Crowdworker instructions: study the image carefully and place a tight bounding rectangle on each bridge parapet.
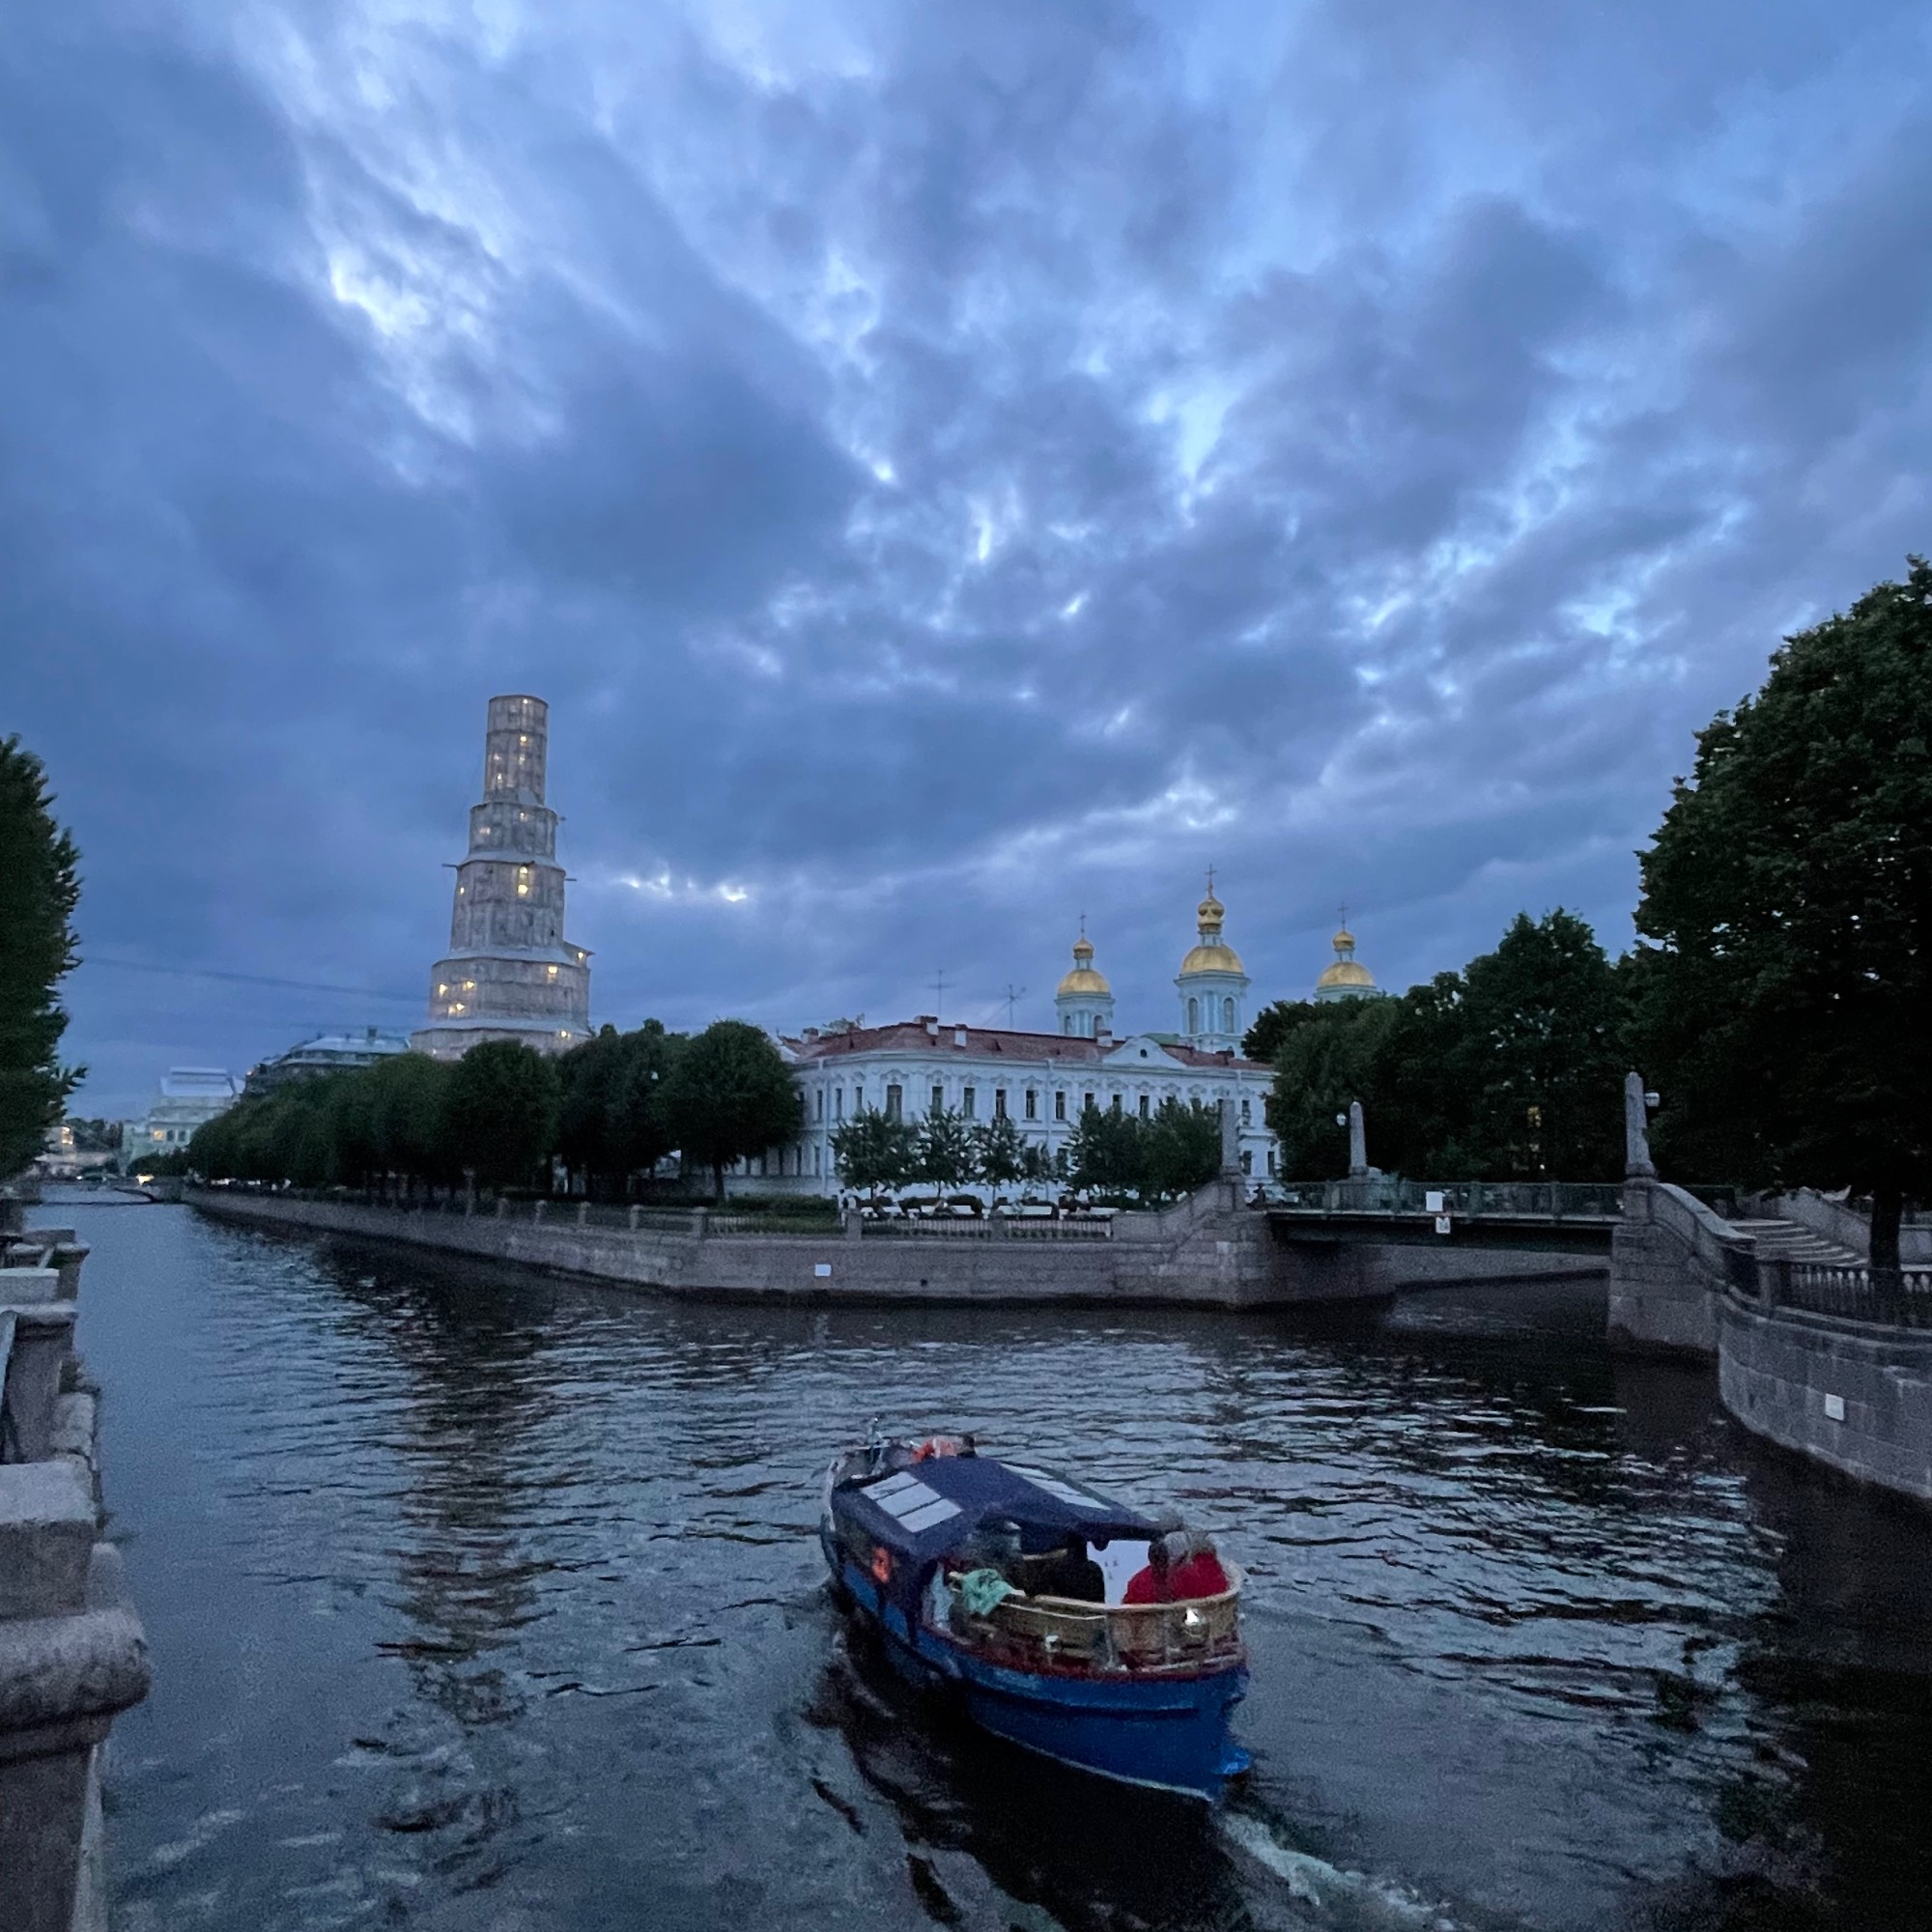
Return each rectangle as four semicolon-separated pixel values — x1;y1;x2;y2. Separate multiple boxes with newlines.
1272;1178;1624;1221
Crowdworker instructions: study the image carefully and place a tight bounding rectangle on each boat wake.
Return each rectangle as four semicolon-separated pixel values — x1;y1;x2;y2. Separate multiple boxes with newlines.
1220;1808;1464;1932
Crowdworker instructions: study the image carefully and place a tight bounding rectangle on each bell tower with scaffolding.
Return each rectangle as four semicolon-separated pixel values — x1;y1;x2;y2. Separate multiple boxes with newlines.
411;694;593;1061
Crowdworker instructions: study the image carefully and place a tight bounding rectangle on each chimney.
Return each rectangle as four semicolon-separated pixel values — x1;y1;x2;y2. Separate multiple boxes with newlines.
1095;1019;1113;1043
803;1027;820;1042
922;1015;940;1037
953;1027;968;1048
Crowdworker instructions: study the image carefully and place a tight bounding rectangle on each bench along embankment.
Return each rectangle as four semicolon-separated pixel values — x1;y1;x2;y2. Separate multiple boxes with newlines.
185;1182;1603;1309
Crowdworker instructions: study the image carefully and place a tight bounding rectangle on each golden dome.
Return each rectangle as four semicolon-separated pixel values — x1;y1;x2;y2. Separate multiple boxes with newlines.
1178;873;1244;977
1317;959;1376;990
1056;933;1112;999
1179;942;1245;976
1315;919;1377;997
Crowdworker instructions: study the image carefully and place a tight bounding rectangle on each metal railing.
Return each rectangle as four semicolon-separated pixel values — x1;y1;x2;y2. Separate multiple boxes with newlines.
959;1570;1243;1675
1763;1262;1932;1330
859;1216;1113;1240
1270;1179;1624;1220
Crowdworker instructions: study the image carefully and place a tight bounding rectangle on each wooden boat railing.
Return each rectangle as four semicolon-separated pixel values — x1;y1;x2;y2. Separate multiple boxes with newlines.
954;1566;1244;1675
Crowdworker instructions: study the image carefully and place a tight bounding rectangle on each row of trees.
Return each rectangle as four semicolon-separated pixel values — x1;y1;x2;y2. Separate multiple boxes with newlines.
830;1096;1222;1206
1248;558;1929;1267
188;1018;802;1199
1251;907;1632;1183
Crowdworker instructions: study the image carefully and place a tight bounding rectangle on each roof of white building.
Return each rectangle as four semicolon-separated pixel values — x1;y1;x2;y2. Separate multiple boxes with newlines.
782;1019;1268;1073
157;1067;241;1100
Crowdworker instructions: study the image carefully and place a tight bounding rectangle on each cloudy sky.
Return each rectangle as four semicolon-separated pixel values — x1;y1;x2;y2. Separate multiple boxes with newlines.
4;0;1928;1113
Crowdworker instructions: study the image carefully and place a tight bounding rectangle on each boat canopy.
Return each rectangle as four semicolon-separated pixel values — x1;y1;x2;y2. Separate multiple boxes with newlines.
836;1453;1158;1567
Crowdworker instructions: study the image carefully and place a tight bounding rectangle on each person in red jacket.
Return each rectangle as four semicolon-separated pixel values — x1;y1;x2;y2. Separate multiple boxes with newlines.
1122;1530;1230;1605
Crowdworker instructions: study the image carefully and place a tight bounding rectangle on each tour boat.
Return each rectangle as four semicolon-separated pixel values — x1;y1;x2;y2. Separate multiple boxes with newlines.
819;1432;1251;1802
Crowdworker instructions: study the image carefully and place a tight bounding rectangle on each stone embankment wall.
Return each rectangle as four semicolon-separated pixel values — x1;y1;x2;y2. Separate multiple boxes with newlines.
0;1214;151;1932
186;1183;1290;1307
1607;1179;1740;1358
1719;1296;1932;1505
186;1183;1604;1308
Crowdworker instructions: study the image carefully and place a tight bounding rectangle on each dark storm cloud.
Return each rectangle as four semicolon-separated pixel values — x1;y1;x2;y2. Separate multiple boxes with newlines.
2;0;1928;1106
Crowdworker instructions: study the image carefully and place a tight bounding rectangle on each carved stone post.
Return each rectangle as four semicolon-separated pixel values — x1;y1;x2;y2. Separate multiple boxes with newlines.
1624;1071;1656;1179
1348;1101;1368;1179
1218;1098;1241;1179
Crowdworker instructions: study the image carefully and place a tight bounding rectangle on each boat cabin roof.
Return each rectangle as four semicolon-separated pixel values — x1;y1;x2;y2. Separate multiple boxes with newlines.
836;1453;1158;1565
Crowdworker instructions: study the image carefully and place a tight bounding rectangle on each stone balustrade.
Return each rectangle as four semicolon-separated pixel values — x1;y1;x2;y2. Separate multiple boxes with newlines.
1;1216;151;1932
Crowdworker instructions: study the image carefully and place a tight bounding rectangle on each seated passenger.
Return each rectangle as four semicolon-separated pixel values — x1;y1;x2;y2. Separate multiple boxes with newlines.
1122;1535;1174;1605
1026;1533;1106;1604
1165;1530;1231;1600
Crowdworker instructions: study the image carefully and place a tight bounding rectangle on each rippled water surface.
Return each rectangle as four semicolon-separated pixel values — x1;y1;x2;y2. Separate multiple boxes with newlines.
60;1199;1932;1931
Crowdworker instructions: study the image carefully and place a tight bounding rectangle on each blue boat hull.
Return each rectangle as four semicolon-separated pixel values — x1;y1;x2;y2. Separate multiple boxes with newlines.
822;1531;1250;1802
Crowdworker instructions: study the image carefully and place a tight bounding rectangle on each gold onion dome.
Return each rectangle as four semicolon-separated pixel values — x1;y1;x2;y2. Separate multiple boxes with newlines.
1057;934;1112;998
1317;924;1376;991
1179;878;1244;976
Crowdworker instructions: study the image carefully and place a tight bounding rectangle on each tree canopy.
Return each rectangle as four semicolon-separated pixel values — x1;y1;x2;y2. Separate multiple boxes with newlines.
1634;557;1932;1267
663;1019;800;1200
443;1040;561;1189
557;1020;685;1196
1264;912;1629;1181
0;737;83;1180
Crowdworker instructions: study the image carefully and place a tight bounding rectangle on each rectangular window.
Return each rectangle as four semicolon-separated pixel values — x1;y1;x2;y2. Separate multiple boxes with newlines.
931;1084;945;1116
836;1088;845;1120
814;1089;825;1122
885;1084;901;1121
1024;1090;1037;1121
853;1081;863;1111
1138;1094;1151;1120
962;1087;977;1119
1055;1091;1066;1122
1111;1094;1123;1114
1240;1099;1252;1125
994;1089;1007;1119
1083;1092;1095;1114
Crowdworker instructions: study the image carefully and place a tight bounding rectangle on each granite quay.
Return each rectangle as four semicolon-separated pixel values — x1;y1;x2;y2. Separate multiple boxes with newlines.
0;1194;152;1932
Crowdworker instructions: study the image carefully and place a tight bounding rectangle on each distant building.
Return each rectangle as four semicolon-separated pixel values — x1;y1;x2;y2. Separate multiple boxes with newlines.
1314;922;1380;1003
412;695;593;1061
243;1027;413;1096
124;1068;241;1166
760;879;1281;1196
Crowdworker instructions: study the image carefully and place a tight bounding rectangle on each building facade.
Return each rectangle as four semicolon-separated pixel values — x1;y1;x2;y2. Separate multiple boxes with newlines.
244;1027;413;1096
123;1068;242;1167
412;695;593;1061
761;881;1280;1196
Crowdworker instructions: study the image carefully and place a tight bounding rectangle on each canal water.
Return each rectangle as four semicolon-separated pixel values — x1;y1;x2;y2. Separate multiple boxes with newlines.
58;1198;1932;1931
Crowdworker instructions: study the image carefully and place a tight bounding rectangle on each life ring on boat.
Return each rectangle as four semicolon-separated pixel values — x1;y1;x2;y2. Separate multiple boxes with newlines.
870;1546;892;1584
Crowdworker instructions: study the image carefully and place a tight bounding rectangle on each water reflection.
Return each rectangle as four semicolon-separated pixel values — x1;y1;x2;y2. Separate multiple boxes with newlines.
60;1204;1932;1932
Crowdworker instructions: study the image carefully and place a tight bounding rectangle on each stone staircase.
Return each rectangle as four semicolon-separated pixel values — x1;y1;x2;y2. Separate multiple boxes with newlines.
1725;1216;1864;1270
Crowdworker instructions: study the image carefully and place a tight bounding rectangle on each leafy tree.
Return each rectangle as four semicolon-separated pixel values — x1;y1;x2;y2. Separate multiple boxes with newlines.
1634;559;1932;1269
830;1106;917;1191
1020;1139;1065;1187
1066;1101;1145;1198
608;1020;683;1183
1456;910;1627;1179
0;737;83;1179
914;1104;978;1197
444;1041;561;1190
664;1019;801;1202
1270;1000;1400;1178
557;1025;631;1187
1365;974;1483;1177
972;1113;1029;1191
1242;999;1325;1066
363;1052;455;1192
1142;1098;1221;1202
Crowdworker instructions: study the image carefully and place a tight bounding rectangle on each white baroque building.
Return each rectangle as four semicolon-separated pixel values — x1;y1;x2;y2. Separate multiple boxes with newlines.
753;880;1280;1196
